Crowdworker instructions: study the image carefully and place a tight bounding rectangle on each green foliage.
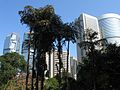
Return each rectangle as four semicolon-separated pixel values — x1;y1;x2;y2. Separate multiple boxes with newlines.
1;52;27;72
19;55;27;72
0;52;26;87
44;77;77;90
60;77;78;90
19;5;77;52
77;42;120;90
44;78;59;90
77;30;120;89
0;61;16;85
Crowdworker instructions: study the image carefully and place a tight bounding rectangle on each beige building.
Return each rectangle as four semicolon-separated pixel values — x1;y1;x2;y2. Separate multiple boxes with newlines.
46;50;71;78
70;56;77;80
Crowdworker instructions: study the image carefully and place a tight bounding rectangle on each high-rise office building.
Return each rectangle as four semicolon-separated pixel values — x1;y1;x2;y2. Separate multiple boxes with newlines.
75;13;101;62
46;50;71;78
3;33;20;54
98;13;120;45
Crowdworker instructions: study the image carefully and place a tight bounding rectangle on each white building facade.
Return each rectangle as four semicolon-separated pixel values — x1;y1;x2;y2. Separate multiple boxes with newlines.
3;33;20;54
75;13;101;62
98;13;120;45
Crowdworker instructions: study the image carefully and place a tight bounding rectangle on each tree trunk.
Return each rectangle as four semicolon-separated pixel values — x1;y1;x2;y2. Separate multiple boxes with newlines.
36;61;39;90
66;40;69;73
40;52;46;90
26;31;31;90
48;51;51;78
31;46;36;90
58;37;62;90
40;71;44;90
66;40;70;90
91;45;96;90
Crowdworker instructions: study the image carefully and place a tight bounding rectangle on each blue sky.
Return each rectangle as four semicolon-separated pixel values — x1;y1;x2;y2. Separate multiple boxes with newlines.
0;0;120;57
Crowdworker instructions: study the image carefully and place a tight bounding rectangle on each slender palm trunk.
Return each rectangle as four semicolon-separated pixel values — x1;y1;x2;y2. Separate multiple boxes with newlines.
36;59;39;90
66;40;69;73
40;69;44;90
91;44;96;90
36;47;42;90
26;31;31;90
31;46;36;90
40;52;46;90
26;44;30;90
48;51;51;77
58;37;62;89
66;40;69;90
35;51;46;90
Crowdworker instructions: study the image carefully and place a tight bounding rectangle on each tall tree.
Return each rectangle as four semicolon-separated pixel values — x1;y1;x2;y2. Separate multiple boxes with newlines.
19;5;60;90
77;29;105;90
77;30;120;89
19;5;77;90
62;23;77;90
77;44;120;90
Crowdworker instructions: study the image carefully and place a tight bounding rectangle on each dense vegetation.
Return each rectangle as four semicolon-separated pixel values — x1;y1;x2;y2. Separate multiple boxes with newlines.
44;33;120;90
0;52;26;88
77;31;120;90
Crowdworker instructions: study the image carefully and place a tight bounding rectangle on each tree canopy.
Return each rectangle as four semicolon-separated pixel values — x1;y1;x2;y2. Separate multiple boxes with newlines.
19;5;77;90
77;33;120;90
0;52;26;87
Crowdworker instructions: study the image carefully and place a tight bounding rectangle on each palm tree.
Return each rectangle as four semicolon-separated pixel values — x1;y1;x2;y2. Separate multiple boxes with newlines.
21;31;32;90
26;32;31;90
77;29;107;90
61;23;77;90
19;5;78;90
19;5;62;90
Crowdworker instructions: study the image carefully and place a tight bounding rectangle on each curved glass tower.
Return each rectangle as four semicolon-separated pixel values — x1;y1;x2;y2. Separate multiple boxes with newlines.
98;13;120;45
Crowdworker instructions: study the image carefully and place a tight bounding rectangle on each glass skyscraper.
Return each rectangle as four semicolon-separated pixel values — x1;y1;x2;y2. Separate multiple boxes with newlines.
98;13;120;45
3;33;20;54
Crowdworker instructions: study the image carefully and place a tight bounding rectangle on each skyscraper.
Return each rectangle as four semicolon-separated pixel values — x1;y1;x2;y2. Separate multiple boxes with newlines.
98;13;120;45
75;13;101;62
3;33;20;54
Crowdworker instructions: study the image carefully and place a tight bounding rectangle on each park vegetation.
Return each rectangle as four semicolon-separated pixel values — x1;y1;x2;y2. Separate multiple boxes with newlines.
44;31;120;90
0;52;26;89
